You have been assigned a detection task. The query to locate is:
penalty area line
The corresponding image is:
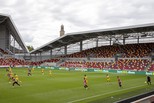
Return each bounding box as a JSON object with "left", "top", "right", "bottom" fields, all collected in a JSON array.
[{"left": 67, "top": 85, "right": 146, "bottom": 103}]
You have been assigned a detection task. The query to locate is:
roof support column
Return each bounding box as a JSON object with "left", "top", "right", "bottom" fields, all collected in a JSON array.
[
  {"left": 9, "top": 38, "right": 11, "bottom": 51},
  {"left": 13, "top": 38, "right": 15, "bottom": 53},
  {"left": 24, "top": 52, "right": 26, "bottom": 60},
  {"left": 137, "top": 36, "right": 139, "bottom": 43},
  {"left": 29, "top": 53, "right": 31, "bottom": 62},
  {"left": 50, "top": 50, "right": 52, "bottom": 58},
  {"left": 80, "top": 41, "right": 83, "bottom": 52},
  {"left": 35, "top": 53, "right": 36, "bottom": 62},
  {"left": 40, "top": 52, "right": 42, "bottom": 61},
  {"left": 64, "top": 45, "right": 67, "bottom": 55},
  {"left": 123, "top": 38, "right": 125, "bottom": 45},
  {"left": 96, "top": 38, "right": 98, "bottom": 47},
  {"left": 110, "top": 38, "right": 112, "bottom": 45}
]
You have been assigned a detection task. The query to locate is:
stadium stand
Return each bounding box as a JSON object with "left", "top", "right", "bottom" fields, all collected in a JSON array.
[
  {"left": 60, "top": 59, "right": 150, "bottom": 71},
  {"left": 0, "top": 58, "right": 29, "bottom": 66},
  {"left": 147, "top": 62, "right": 154, "bottom": 71},
  {"left": 61, "top": 61, "right": 112, "bottom": 69},
  {"left": 113, "top": 59, "right": 150, "bottom": 71},
  {"left": 0, "top": 57, "right": 60, "bottom": 67},
  {"left": 1, "top": 42, "right": 153, "bottom": 71},
  {"left": 59, "top": 43, "right": 153, "bottom": 71},
  {"left": 63, "top": 43, "right": 154, "bottom": 58}
]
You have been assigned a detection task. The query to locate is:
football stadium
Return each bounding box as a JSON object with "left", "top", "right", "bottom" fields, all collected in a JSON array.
[{"left": 1, "top": 14, "right": 154, "bottom": 103}]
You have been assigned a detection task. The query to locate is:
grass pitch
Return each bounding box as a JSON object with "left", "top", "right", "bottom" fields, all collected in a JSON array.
[{"left": 0, "top": 68, "right": 154, "bottom": 103}]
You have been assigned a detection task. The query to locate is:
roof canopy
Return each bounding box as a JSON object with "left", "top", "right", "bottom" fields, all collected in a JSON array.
[
  {"left": 0, "top": 14, "right": 28, "bottom": 53},
  {"left": 30, "top": 23, "right": 154, "bottom": 54}
]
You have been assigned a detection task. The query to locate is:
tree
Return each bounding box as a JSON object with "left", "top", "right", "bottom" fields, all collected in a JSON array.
[{"left": 27, "top": 46, "right": 34, "bottom": 51}]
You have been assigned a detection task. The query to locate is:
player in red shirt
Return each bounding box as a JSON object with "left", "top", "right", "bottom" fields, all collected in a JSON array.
[{"left": 117, "top": 76, "right": 122, "bottom": 88}]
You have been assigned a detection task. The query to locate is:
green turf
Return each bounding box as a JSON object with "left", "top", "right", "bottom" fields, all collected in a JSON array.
[{"left": 0, "top": 68, "right": 154, "bottom": 103}]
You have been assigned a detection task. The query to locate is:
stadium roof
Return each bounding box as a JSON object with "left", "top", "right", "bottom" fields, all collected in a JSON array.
[
  {"left": 30, "top": 23, "right": 154, "bottom": 54},
  {"left": 0, "top": 13, "right": 28, "bottom": 53}
]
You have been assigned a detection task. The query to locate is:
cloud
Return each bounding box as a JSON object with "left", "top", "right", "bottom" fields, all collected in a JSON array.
[
  {"left": 21, "top": 33, "right": 34, "bottom": 43},
  {"left": 96, "top": 0, "right": 154, "bottom": 27},
  {"left": 0, "top": 0, "right": 154, "bottom": 49}
]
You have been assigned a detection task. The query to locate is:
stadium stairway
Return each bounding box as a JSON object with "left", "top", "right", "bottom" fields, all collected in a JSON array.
[
  {"left": 56, "top": 59, "right": 65, "bottom": 66},
  {"left": 40, "top": 62, "right": 56, "bottom": 66}
]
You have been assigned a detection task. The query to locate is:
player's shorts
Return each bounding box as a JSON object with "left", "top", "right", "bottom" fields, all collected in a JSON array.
[
  {"left": 118, "top": 82, "right": 122, "bottom": 87},
  {"left": 84, "top": 85, "right": 88, "bottom": 88},
  {"left": 107, "top": 78, "right": 110, "bottom": 81}
]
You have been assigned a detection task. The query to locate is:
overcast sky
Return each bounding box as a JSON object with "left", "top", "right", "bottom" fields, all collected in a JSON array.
[{"left": 0, "top": 0, "right": 154, "bottom": 49}]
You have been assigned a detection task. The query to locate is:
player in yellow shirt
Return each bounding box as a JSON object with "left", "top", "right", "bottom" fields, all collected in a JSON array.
[
  {"left": 12, "top": 76, "right": 20, "bottom": 87},
  {"left": 106, "top": 74, "right": 110, "bottom": 82},
  {"left": 14, "top": 73, "right": 22, "bottom": 83},
  {"left": 7, "top": 71, "right": 13, "bottom": 83},
  {"left": 49, "top": 70, "right": 52, "bottom": 77},
  {"left": 14, "top": 74, "right": 18, "bottom": 80},
  {"left": 84, "top": 74, "right": 88, "bottom": 84},
  {"left": 41, "top": 69, "right": 44, "bottom": 75},
  {"left": 32, "top": 67, "right": 35, "bottom": 73},
  {"left": 9, "top": 66, "right": 12, "bottom": 72},
  {"left": 83, "top": 74, "right": 88, "bottom": 89}
]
